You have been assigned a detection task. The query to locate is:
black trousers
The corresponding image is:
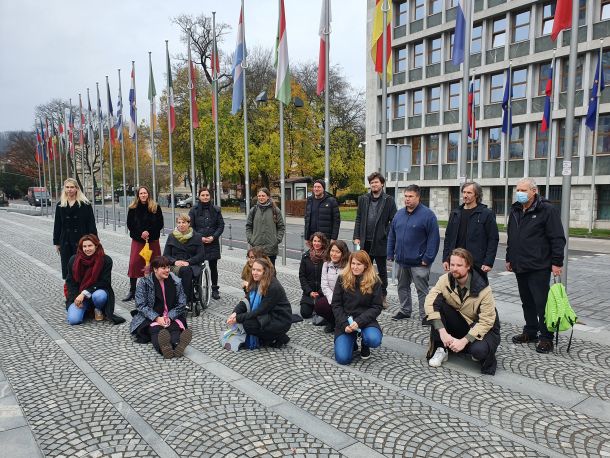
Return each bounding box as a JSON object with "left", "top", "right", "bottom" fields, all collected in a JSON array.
[
  {"left": 59, "top": 241, "right": 78, "bottom": 279},
  {"left": 362, "top": 241, "right": 388, "bottom": 296},
  {"left": 515, "top": 269, "right": 553, "bottom": 340},
  {"left": 150, "top": 322, "right": 182, "bottom": 353},
  {"left": 176, "top": 266, "right": 194, "bottom": 302},
  {"left": 242, "top": 318, "right": 289, "bottom": 344},
  {"left": 208, "top": 259, "right": 219, "bottom": 289}
]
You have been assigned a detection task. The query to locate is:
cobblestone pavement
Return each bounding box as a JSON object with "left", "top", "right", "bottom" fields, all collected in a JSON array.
[{"left": 1, "top": 210, "right": 610, "bottom": 457}]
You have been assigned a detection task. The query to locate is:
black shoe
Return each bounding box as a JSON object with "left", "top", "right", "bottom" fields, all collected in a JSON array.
[
  {"left": 212, "top": 290, "right": 221, "bottom": 300},
  {"left": 270, "top": 334, "right": 290, "bottom": 348},
  {"left": 535, "top": 339, "right": 553, "bottom": 354},
  {"left": 392, "top": 312, "right": 411, "bottom": 321},
  {"left": 122, "top": 291, "right": 135, "bottom": 302},
  {"left": 512, "top": 333, "right": 538, "bottom": 344},
  {"left": 421, "top": 318, "right": 430, "bottom": 326},
  {"left": 360, "top": 345, "right": 371, "bottom": 360},
  {"left": 324, "top": 323, "right": 334, "bottom": 334}
]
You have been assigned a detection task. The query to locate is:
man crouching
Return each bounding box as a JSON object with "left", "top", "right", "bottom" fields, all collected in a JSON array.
[{"left": 424, "top": 248, "right": 500, "bottom": 375}]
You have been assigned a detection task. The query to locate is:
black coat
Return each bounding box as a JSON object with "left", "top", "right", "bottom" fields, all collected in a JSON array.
[
  {"left": 53, "top": 202, "right": 97, "bottom": 246},
  {"left": 127, "top": 202, "right": 164, "bottom": 243},
  {"left": 65, "top": 254, "right": 124, "bottom": 324},
  {"left": 506, "top": 194, "right": 566, "bottom": 273},
  {"left": 442, "top": 203, "right": 499, "bottom": 267},
  {"left": 352, "top": 192, "right": 397, "bottom": 256},
  {"left": 331, "top": 276, "right": 383, "bottom": 338},
  {"left": 233, "top": 277, "right": 292, "bottom": 337},
  {"left": 188, "top": 203, "right": 224, "bottom": 260},
  {"left": 298, "top": 252, "right": 324, "bottom": 304},
  {"left": 304, "top": 192, "right": 340, "bottom": 241},
  {"left": 163, "top": 232, "right": 205, "bottom": 277}
]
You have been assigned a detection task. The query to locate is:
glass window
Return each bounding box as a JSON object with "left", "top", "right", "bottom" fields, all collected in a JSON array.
[
  {"left": 412, "top": 89, "right": 423, "bottom": 115},
  {"left": 447, "top": 132, "right": 459, "bottom": 163},
  {"left": 509, "top": 124, "right": 525, "bottom": 159},
  {"left": 472, "top": 77, "right": 481, "bottom": 106},
  {"left": 394, "top": 93, "right": 406, "bottom": 118},
  {"left": 598, "top": 185, "right": 610, "bottom": 220},
  {"left": 447, "top": 0, "right": 458, "bottom": 7},
  {"left": 513, "top": 68, "right": 527, "bottom": 99},
  {"left": 429, "top": 0, "right": 441, "bottom": 15},
  {"left": 413, "top": 41, "right": 424, "bottom": 68},
  {"left": 535, "top": 124, "right": 549, "bottom": 158},
  {"left": 490, "top": 73, "right": 504, "bottom": 103},
  {"left": 395, "top": 47, "right": 407, "bottom": 73},
  {"left": 426, "top": 134, "right": 439, "bottom": 164},
  {"left": 542, "top": 3, "right": 554, "bottom": 36},
  {"left": 492, "top": 17, "right": 506, "bottom": 48},
  {"left": 471, "top": 24, "right": 482, "bottom": 54},
  {"left": 396, "top": 1, "right": 408, "bottom": 26},
  {"left": 412, "top": 136, "right": 422, "bottom": 165},
  {"left": 428, "top": 37, "right": 441, "bottom": 64},
  {"left": 488, "top": 127, "right": 501, "bottom": 160},
  {"left": 578, "top": 0, "right": 586, "bottom": 26},
  {"left": 491, "top": 186, "right": 508, "bottom": 215},
  {"left": 467, "top": 136, "right": 478, "bottom": 161},
  {"left": 428, "top": 86, "right": 441, "bottom": 112},
  {"left": 603, "top": 0, "right": 610, "bottom": 21},
  {"left": 561, "top": 55, "right": 584, "bottom": 91},
  {"left": 512, "top": 10, "right": 530, "bottom": 43},
  {"left": 386, "top": 96, "right": 391, "bottom": 120},
  {"left": 538, "top": 61, "right": 553, "bottom": 96},
  {"left": 414, "top": 0, "right": 425, "bottom": 21},
  {"left": 449, "top": 82, "right": 460, "bottom": 110},
  {"left": 557, "top": 119, "right": 580, "bottom": 158},
  {"left": 597, "top": 114, "right": 610, "bottom": 155}
]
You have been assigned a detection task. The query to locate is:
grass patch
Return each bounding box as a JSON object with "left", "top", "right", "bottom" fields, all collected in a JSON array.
[{"left": 339, "top": 207, "right": 358, "bottom": 222}]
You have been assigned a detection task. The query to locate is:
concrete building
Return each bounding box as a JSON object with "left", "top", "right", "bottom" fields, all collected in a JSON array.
[{"left": 365, "top": 0, "right": 610, "bottom": 228}]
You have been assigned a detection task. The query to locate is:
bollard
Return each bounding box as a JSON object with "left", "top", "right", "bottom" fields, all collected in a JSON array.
[{"left": 228, "top": 223, "right": 233, "bottom": 250}]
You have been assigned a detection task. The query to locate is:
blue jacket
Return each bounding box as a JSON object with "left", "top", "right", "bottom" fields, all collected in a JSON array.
[{"left": 387, "top": 204, "right": 440, "bottom": 267}]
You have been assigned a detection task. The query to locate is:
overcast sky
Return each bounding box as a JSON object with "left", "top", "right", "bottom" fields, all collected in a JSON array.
[{"left": 0, "top": 1, "right": 367, "bottom": 132}]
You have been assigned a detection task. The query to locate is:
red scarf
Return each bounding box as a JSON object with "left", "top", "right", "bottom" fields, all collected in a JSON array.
[{"left": 72, "top": 245, "right": 105, "bottom": 292}]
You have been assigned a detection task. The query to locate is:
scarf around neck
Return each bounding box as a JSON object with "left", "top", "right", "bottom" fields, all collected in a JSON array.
[
  {"left": 172, "top": 228, "right": 193, "bottom": 244},
  {"left": 72, "top": 246, "right": 105, "bottom": 292}
]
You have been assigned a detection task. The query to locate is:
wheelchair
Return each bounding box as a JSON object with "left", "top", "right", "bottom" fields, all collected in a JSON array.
[{"left": 189, "top": 260, "right": 212, "bottom": 316}]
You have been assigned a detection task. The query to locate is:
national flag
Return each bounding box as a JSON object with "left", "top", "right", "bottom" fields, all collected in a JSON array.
[
  {"left": 148, "top": 55, "right": 157, "bottom": 131},
  {"left": 116, "top": 84, "right": 123, "bottom": 142},
  {"left": 166, "top": 45, "right": 176, "bottom": 133},
  {"left": 541, "top": 64, "right": 554, "bottom": 132},
  {"left": 551, "top": 0, "right": 572, "bottom": 41},
  {"left": 189, "top": 62, "right": 200, "bottom": 128},
  {"left": 79, "top": 94, "right": 85, "bottom": 147},
  {"left": 586, "top": 51, "right": 606, "bottom": 131},
  {"left": 96, "top": 85, "right": 104, "bottom": 149},
  {"left": 468, "top": 80, "right": 476, "bottom": 139},
  {"left": 211, "top": 33, "right": 220, "bottom": 122},
  {"left": 275, "top": 0, "right": 291, "bottom": 105},
  {"left": 40, "top": 120, "right": 47, "bottom": 160},
  {"left": 106, "top": 80, "right": 116, "bottom": 144},
  {"left": 87, "top": 90, "right": 94, "bottom": 146},
  {"left": 501, "top": 67, "right": 512, "bottom": 135},
  {"left": 35, "top": 126, "right": 42, "bottom": 163},
  {"left": 46, "top": 119, "right": 54, "bottom": 160},
  {"left": 452, "top": 0, "right": 466, "bottom": 66},
  {"left": 52, "top": 121, "right": 59, "bottom": 158},
  {"left": 231, "top": 6, "right": 246, "bottom": 114},
  {"left": 129, "top": 63, "right": 137, "bottom": 139},
  {"left": 68, "top": 109, "right": 75, "bottom": 156},
  {"left": 317, "top": 0, "right": 331, "bottom": 96},
  {"left": 370, "top": 0, "right": 392, "bottom": 81}
]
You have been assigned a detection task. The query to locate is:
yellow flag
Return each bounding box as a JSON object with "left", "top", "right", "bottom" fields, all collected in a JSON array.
[{"left": 371, "top": 0, "right": 392, "bottom": 82}]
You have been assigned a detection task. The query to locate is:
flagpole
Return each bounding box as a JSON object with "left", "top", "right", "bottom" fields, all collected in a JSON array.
[
  {"left": 39, "top": 123, "right": 47, "bottom": 216},
  {"left": 87, "top": 89, "right": 95, "bottom": 215},
  {"left": 132, "top": 61, "right": 140, "bottom": 188},
  {"left": 459, "top": 0, "right": 472, "bottom": 184},
  {"left": 66, "top": 103, "right": 72, "bottom": 177},
  {"left": 57, "top": 117, "right": 64, "bottom": 189},
  {"left": 118, "top": 69, "right": 128, "bottom": 233},
  {"left": 148, "top": 52, "right": 158, "bottom": 201},
  {"left": 78, "top": 94, "right": 86, "bottom": 194},
  {"left": 544, "top": 51, "right": 556, "bottom": 199},
  {"left": 106, "top": 76, "right": 117, "bottom": 231},
  {"left": 186, "top": 32, "right": 197, "bottom": 207},
  {"left": 52, "top": 122, "right": 59, "bottom": 203},
  {"left": 241, "top": 0, "right": 251, "bottom": 215},
  {"left": 323, "top": 0, "right": 330, "bottom": 189},
  {"left": 46, "top": 121, "right": 53, "bottom": 216},
  {"left": 212, "top": 12, "right": 222, "bottom": 208},
  {"left": 36, "top": 141, "right": 43, "bottom": 215},
  {"left": 589, "top": 40, "right": 604, "bottom": 234},
  {"left": 166, "top": 40, "right": 176, "bottom": 226},
  {"left": 96, "top": 82, "right": 106, "bottom": 229},
  {"left": 503, "top": 62, "right": 512, "bottom": 225},
  {"left": 380, "top": 0, "right": 389, "bottom": 176},
  {"left": 469, "top": 70, "right": 475, "bottom": 180}
]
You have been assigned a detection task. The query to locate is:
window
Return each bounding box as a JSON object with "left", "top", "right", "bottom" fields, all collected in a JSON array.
[
  {"left": 419, "top": 187, "right": 431, "bottom": 206},
  {"left": 538, "top": 61, "right": 553, "bottom": 96},
  {"left": 447, "top": 0, "right": 458, "bottom": 7},
  {"left": 578, "top": 0, "right": 586, "bottom": 26},
  {"left": 386, "top": 96, "right": 391, "bottom": 120},
  {"left": 413, "top": 41, "right": 424, "bottom": 68},
  {"left": 395, "top": 47, "right": 407, "bottom": 73},
  {"left": 561, "top": 55, "right": 584, "bottom": 91},
  {"left": 412, "top": 89, "right": 423, "bottom": 115},
  {"left": 535, "top": 124, "right": 549, "bottom": 158},
  {"left": 513, "top": 68, "right": 527, "bottom": 99},
  {"left": 542, "top": 3, "right": 554, "bottom": 36},
  {"left": 429, "top": 0, "right": 441, "bottom": 15},
  {"left": 488, "top": 127, "right": 501, "bottom": 160},
  {"left": 412, "top": 136, "right": 422, "bottom": 165},
  {"left": 467, "top": 136, "right": 478, "bottom": 161},
  {"left": 414, "top": 0, "right": 425, "bottom": 21},
  {"left": 428, "top": 86, "right": 441, "bottom": 112},
  {"left": 509, "top": 124, "right": 525, "bottom": 159},
  {"left": 492, "top": 17, "right": 506, "bottom": 48},
  {"left": 598, "top": 185, "right": 610, "bottom": 220},
  {"left": 394, "top": 93, "right": 406, "bottom": 118},
  {"left": 603, "top": 0, "right": 610, "bottom": 21},
  {"left": 449, "top": 82, "right": 460, "bottom": 110},
  {"left": 512, "top": 10, "right": 530, "bottom": 43},
  {"left": 491, "top": 186, "right": 508, "bottom": 215},
  {"left": 396, "top": 1, "right": 408, "bottom": 27},
  {"left": 471, "top": 77, "right": 481, "bottom": 106},
  {"left": 428, "top": 37, "right": 441, "bottom": 64},
  {"left": 597, "top": 114, "right": 610, "bottom": 155},
  {"left": 557, "top": 119, "right": 580, "bottom": 158},
  {"left": 450, "top": 187, "right": 461, "bottom": 211},
  {"left": 426, "top": 134, "right": 439, "bottom": 164},
  {"left": 471, "top": 24, "right": 482, "bottom": 54},
  {"left": 490, "top": 73, "right": 505, "bottom": 103},
  {"left": 447, "top": 132, "right": 459, "bottom": 162},
  {"left": 603, "top": 50, "right": 610, "bottom": 85}
]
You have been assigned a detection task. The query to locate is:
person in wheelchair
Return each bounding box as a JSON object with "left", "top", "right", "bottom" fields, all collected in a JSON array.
[{"left": 163, "top": 213, "right": 205, "bottom": 307}]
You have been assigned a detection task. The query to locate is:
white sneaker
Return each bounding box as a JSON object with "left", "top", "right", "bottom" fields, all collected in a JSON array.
[{"left": 429, "top": 347, "right": 448, "bottom": 368}]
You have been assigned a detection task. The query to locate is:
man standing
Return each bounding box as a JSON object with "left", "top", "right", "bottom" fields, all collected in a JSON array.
[
  {"left": 506, "top": 178, "right": 565, "bottom": 354},
  {"left": 442, "top": 182, "right": 499, "bottom": 274},
  {"left": 353, "top": 172, "right": 397, "bottom": 300},
  {"left": 304, "top": 179, "right": 340, "bottom": 243},
  {"left": 387, "top": 185, "right": 440, "bottom": 324}
]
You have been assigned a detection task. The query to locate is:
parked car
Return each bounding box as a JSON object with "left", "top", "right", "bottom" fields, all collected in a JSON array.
[
  {"left": 176, "top": 196, "right": 194, "bottom": 208},
  {"left": 0, "top": 191, "right": 8, "bottom": 207},
  {"left": 27, "top": 187, "right": 51, "bottom": 206}
]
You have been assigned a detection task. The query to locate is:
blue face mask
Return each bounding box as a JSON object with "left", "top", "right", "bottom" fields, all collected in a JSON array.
[{"left": 516, "top": 191, "right": 529, "bottom": 204}]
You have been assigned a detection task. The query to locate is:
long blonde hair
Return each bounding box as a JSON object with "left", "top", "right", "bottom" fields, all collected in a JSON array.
[
  {"left": 59, "top": 178, "right": 90, "bottom": 207},
  {"left": 128, "top": 185, "right": 158, "bottom": 213},
  {"left": 341, "top": 250, "right": 379, "bottom": 295}
]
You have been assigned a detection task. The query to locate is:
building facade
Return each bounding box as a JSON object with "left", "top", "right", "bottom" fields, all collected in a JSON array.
[{"left": 365, "top": 0, "right": 610, "bottom": 228}]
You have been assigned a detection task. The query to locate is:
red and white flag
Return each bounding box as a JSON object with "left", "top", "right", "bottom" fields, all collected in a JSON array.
[{"left": 317, "top": 0, "right": 331, "bottom": 96}]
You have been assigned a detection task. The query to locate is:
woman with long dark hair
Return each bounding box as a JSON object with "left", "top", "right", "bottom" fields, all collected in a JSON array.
[
  {"left": 299, "top": 232, "right": 329, "bottom": 319},
  {"left": 319, "top": 240, "right": 350, "bottom": 333},
  {"left": 124, "top": 186, "right": 164, "bottom": 301}
]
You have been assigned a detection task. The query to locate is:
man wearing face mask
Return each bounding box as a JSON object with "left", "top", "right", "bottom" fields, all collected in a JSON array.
[{"left": 506, "top": 178, "right": 566, "bottom": 354}]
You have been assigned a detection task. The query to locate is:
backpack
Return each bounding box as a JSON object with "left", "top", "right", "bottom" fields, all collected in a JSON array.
[
  {"left": 251, "top": 204, "right": 280, "bottom": 224},
  {"left": 544, "top": 278, "right": 577, "bottom": 352}
]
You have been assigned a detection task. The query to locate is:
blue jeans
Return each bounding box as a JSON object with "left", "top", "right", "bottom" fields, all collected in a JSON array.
[
  {"left": 334, "top": 326, "right": 383, "bottom": 365},
  {"left": 67, "top": 290, "right": 108, "bottom": 325}
]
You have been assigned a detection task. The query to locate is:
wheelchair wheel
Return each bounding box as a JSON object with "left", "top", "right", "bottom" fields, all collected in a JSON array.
[{"left": 200, "top": 262, "right": 212, "bottom": 309}]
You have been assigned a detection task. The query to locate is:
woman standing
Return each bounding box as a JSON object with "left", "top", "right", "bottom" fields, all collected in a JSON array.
[
  {"left": 331, "top": 250, "right": 383, "bottom": 364},
  {"left": 298, "top": 232, "right": 328, "bottom": 319},
  {"left": 124, "top": 186, "right": 164, "bottom": 301},
  {"left": 319, "top": 240, "right": 350, "bottom": 333},
  {"left": 245, "top": 188, "right": 285, "bottom": 266},
  {"left": 163, "top": 214, "right": 205, "bottom": 305},
  {"left": 65, "top": 234, "right": 125, "bottom": 325},
  {"left": 189, "top": 188, "right": 224, "bottom": 300},
  {"left": 53, "top": 178, "right": 97, "bottom": 279}
]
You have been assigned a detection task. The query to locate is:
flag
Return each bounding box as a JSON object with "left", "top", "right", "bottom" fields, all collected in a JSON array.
[
  {"left": 40, "top": 120, "right": 47, "bottom": 160},
  {"left": 211, "top": 34, "right": 220, "bottom": 122},
  {"left": 166, "top": 45, "right": 176, "bottom": 133},
  {"left": 317, "top": 0, "right": 331, "bottom": 95},
  {"left": 468, "top": 80, "right": 476, "bottom": 139},
  {"left": 68, "top": 109, "right": 75, "bottom": 156},
  {"left": 275, "top": 0, "right": 291, "bottom": 105},
  {"left": 46, "top": 119, "right": 54, "bottom": 160},
  {"left": 551, "top": 0, "right": 572, "bottom": 41},
  {"left": 501, "top": 67, "right": 512, "bottom": 135},
  {"left": 231, "top": 6, "right": 246, "bottom": 114},
  {"left": 116, "top": 84, "right": 123, "bottom": 142},
  {"left": 586, "top": 51, "right": 606, "bottom": 131},
  {"left": 129, "top": 63, "right": 137, "bottom": 139},
  {"left": 541, "top": 64, "right": 554, "bottom": 132},
  {"left": 79, "top": 94, "right": 85, "bottom": 147},
  {"left": 106, "top": 80, "right": 116, "bottom": 144},
  {"left": 189, "top": 62, "right": 199, "bottom": 128},
  {"left": 370, "top": 0, "right": 392, "bottom": 81},
  {"left": 148, "top": 55, "right": 157, "bottom": 131},
  {"left": 35, "top": 126, "right": 42, "bottom": 163},
  {"left": 97, "top": 85, "right": 104, "bottom": 149},
  {"left": 87, "top": 92, "right": 94, "bottom": 146},
  {"left": 452, "top": 0, "right": 466, "bottom": 65}
]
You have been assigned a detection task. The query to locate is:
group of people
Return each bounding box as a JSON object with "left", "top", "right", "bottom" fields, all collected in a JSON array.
[{"left": 53, "top": 171, "right": 566, "bottom": 374}]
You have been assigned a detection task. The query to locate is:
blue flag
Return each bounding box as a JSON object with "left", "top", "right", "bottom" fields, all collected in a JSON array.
[
  {"left": 586, "top": 51, "right": 606, "bottom": 131},
  {"left": 231, "top": 6, "right": 246, "bottom": 115},
  {"left": 452, "top": 0, "right": 466, "bottom": 66},
  {"left": 501, "top": 68, "right": 512, "bottom": 135}
]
